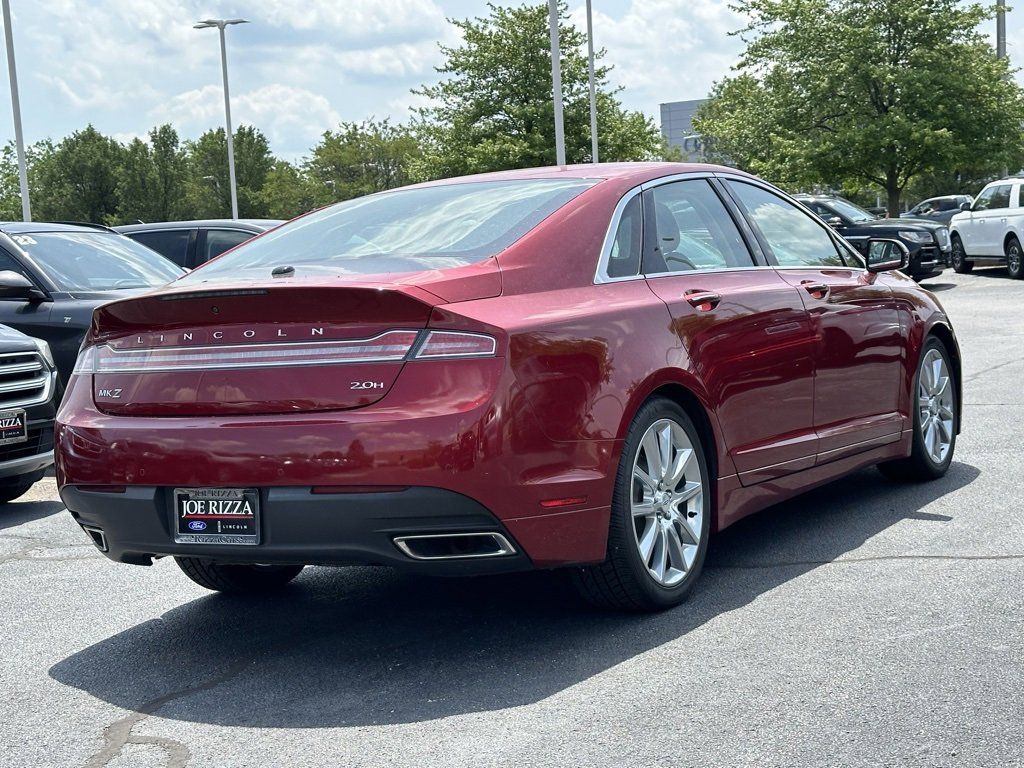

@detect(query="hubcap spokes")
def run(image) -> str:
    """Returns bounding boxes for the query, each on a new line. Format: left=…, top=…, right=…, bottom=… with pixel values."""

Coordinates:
left=918, top=349, right=954, bottom=464
left=631, top=419, right=704, bottom=586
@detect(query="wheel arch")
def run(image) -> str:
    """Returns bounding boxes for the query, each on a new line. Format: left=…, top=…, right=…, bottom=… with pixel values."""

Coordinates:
left=1004, top=231, right=1020, bottom=251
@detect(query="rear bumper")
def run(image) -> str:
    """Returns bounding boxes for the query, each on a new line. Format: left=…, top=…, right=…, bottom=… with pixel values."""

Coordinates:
left=62, top=484, right=535, bottom=574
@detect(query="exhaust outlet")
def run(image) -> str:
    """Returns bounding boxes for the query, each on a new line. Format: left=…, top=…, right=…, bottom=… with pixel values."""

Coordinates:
left=393, top=532, right=516, bottom=560
left=80, top=524, right=108, bottom=552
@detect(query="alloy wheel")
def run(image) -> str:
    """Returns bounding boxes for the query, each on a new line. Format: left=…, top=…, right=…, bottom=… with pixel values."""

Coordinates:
left=630, top=419, right=705, bottom=587
left=1008, top=242, right=1023, bottom=277
left=918, top=348, right=955, bottom=464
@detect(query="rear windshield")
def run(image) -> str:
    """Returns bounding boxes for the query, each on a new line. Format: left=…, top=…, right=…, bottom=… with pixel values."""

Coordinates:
left=12, top=232, right=184, bottom=291
left=182, top=178, right=597, bottom=282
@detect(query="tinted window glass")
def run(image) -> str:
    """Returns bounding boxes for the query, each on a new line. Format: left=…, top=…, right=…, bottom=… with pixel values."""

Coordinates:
left=0, top=248, right=34, bottom=283
left=645, top=180, right=752, bottom=274
left=606, top=195, right=642, bottom=278
left=129, top=229, right=191, bottom=266
left=12, top=232, right=183, bottom=291
left=973, top=186, right=1001, bottom=211
left=728, top=182, right=844, bottom=267
left=184, top=179, right=597, bottom=283
left=202, top=229, right=254, bottom=263
left=989, top=185, right=1012, bottom=210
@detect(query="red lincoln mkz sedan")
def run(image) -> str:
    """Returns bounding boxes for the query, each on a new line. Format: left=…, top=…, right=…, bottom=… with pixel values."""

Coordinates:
left=56, top=163, right=960, bottom=610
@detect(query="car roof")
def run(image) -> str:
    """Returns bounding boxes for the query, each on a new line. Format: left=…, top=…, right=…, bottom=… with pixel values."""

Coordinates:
left=405, top=162, right=753, bottom=190
left=0, top=221, right=122, bottom=234
left=114, top=219, right=283, bottom=233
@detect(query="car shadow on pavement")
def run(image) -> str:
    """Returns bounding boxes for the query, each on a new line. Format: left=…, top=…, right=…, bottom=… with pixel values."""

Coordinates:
left=49, top=461, right=979, bottom=728
left=0, top=500, right=65, bottom=532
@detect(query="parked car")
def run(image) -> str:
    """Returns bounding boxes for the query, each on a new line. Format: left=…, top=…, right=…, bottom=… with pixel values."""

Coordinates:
left=948, top=179, right=1024, bottom=278
left=115, top=219, right=284, bottom=269
left=795, top=194, right=951, bottom=280
left=0, top=223, right=186, bottom=382
left=0, top=323, right=59, bottom=504
left=901, top=195, right=973, bottom=224
left=56, top=163, right=961, bottom=611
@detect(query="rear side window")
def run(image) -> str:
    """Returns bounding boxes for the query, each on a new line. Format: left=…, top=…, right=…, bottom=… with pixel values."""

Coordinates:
left=202, top=229, right=253, bottom=264
left=644, top=180, right=753, bottom=274
left=727, top=181, right=844, bottom=268
left=606, top=196, right=643, bottom=278
left=183, top=179, right=597, bottom=282
left=129, top=229, right=192, bottom=267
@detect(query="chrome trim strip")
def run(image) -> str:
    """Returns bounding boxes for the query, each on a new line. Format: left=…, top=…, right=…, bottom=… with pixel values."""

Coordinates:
left=393, top=532, right=517, bottom=560
left=593, top=185, right=646, bottom=284
left=413, top=331, right=497, bottom=359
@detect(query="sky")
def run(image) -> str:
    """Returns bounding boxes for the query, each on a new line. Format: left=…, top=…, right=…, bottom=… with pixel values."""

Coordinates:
left=0, top=0, right=1016, bottom=161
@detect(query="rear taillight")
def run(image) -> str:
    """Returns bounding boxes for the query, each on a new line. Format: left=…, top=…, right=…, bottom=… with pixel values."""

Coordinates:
left=74, top=330, right=421, bottom=373
left=73, top=329, right=496, bottom=374
left=412, top=331, right=496, bottom=359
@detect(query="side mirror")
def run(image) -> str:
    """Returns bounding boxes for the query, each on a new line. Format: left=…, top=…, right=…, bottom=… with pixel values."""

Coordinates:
left=960, top=202, right=971, bottom=212
left=866, top=239, right=908, bottom=273
left=0, top=270, right=44, bottom=301
left=825, top=215, right=843, bottom=229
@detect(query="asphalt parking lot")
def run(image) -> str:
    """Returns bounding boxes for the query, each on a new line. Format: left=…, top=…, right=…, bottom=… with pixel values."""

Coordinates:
left=2, top=269, right=1022, bottom=768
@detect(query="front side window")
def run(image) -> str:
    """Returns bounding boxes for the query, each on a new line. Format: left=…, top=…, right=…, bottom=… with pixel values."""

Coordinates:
left=184, top=179, right=597, bottom=283
left=972, top=186, right=1001, bottom=211
left=644, top=180, right=753, bottom=274
left=989, top=185, right=1012, bottom=210
left=11, top=232, right=184, bottom=291
left=728, top=182, right=845, bottom=268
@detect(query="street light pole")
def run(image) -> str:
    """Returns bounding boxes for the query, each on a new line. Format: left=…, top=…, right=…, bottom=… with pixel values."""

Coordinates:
left=997, top=0, right=1007, bottom=60
left=585, top=0, right=598, bottom=164
left=195, top=18, right=248, bottom=219
left=2, top=0, right=30, bottom=221
left=547, top=0, right=566, bottom=167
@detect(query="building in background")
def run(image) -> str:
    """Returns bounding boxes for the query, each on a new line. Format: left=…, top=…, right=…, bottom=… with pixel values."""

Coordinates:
left=660, top=98, right=708, bottom=161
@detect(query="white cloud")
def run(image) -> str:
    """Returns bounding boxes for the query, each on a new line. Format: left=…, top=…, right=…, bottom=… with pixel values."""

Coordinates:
left=156, top=83, right=342, bottom=151
left=568, top=0, right=745, bottom=112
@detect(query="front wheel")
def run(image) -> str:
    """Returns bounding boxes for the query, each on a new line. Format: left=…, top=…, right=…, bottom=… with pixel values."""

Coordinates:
left=571, top=398, right=711, bottom=611
left=1006, top=236, right=1024, bottom=279
left=175, top=558, right=305, bottom=593
left=950, top=235, right=973, bottom=274
left=879, top=336, right=957, bottom=482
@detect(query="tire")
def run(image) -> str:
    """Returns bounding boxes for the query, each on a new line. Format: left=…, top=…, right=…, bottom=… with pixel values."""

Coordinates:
left=175, top=558, right=304, bottom=593
left=879, top=336, right=957, bottom=482
left=571, top=397, right=712, bottom=611
left=950, top=235, right=973, bottom=274
left=1006, top=236, right=1024, bottom=279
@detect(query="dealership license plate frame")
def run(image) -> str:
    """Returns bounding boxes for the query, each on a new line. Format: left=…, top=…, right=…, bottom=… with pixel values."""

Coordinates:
left=0, top=408, right=28, bottom=446
left=173, top=487, right=261, bottom=545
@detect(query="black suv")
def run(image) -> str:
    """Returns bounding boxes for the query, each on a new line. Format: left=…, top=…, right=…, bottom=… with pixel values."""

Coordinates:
left=795, top=195, right=950, bottom=280
left=0, top=224, right=184, bottom=383
left=0, top=323, right=59, bottom=503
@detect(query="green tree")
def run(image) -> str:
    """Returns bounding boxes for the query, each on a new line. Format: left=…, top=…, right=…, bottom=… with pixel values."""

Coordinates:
left=185, top=125, right=274, bottom=218
left=412, top=1, right=665, bottom=179
left=116, top=138, right=157, bottom=223
left=149, top=124, right=188, bottom=221
left=307, top=119, right=420, bottom=201
left=694, top=0, right=1024, bottom=215
left=259, top=160, right=322, bottom=219
left=32, top=125, right=124, bottom=223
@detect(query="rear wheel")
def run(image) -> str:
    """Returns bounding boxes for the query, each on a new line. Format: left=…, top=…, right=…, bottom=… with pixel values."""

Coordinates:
left=879, top=336, right=957, bottom=482
left=175, top=558, right=304, bottom=593
left=950, top=235, right=973, bottom=274
left=571, top=398, right=711, bottom=611
left=1006, top=236, right=1024, bottom=279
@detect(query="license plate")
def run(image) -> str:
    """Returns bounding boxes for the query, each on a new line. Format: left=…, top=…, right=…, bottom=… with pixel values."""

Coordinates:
left=173, top=488, right=260, bottom=545
left=0, top=408, right=27, bottom=445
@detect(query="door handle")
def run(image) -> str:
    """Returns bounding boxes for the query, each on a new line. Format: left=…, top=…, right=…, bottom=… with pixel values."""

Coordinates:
left=800, top=280, right=830, bottom=300
left=684, top=290, right=721, bottom=311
